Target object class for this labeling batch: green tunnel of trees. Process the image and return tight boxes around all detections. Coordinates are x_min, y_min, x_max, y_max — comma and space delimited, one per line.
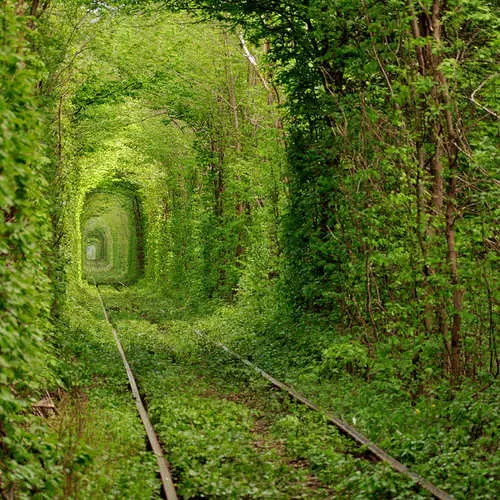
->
81, 183, 144, 284
1, 0, 498, 497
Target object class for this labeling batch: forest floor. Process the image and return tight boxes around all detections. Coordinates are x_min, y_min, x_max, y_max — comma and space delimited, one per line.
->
48, 284, 498, 499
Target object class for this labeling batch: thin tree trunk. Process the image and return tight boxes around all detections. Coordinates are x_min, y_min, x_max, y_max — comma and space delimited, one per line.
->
223, 32, 241, 152
58, 93, 63, 165
431, 0, 464, 380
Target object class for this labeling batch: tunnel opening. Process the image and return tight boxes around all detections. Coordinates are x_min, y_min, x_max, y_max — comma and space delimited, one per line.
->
81, 181, 144, 285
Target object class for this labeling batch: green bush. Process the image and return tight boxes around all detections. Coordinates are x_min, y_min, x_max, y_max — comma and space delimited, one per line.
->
0, 2, 54, 496
320, 341, 370, 379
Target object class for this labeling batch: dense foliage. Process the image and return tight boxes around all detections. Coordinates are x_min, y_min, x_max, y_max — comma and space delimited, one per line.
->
0, 2, 55, 495
161, 0, 500, 384
50, 5, 285, 310
1, 0, 498, 497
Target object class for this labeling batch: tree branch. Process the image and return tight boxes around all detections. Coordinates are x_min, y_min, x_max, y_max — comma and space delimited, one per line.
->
238, 33, 271, 91
469, 74, 499, 120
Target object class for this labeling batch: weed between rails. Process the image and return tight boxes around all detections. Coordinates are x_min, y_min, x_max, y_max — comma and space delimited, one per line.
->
97, 287, 422, 499
55, 284, 496, 499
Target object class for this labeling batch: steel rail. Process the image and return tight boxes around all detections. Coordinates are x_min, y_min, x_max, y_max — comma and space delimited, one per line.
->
96, 285, 178, 500
195, 330, 454, 500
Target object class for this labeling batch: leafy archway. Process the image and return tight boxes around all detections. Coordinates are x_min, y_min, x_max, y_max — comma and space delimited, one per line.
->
81, 181, 144, 284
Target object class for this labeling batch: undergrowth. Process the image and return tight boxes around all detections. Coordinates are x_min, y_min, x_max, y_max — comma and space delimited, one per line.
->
98, 285, 424, 498
111, 282, 498, 499
43, 283, 429, 498
35, 281, 497, 499
44, 288, 160, 499
191, 300, 499, 500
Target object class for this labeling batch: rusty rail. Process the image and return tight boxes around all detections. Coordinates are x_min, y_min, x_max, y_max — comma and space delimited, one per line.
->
195, 330, 454, 500
96, 285, 178, 500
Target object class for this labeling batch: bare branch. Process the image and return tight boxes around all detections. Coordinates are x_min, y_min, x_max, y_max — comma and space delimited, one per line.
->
238, 33, 271, 91
470, 74, 500, 120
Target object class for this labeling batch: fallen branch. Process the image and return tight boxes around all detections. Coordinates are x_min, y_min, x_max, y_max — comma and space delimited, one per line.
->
32, 391, 57, 417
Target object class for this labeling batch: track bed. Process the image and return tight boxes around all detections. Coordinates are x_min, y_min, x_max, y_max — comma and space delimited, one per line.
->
94, 286, 445, 499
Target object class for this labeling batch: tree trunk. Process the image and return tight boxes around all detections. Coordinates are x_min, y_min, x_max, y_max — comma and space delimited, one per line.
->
409, 0, 465, 380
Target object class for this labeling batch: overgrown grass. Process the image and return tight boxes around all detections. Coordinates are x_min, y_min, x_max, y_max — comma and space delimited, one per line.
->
188, 300, 499, 500
47, 282, 497, 498
46, 287, 160, 499
99, 285, 424, 498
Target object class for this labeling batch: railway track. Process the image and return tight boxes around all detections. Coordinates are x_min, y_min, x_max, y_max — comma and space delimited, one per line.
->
96, 285, 178, 500
194, 330, 454, 500
96, 285, 454, 499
